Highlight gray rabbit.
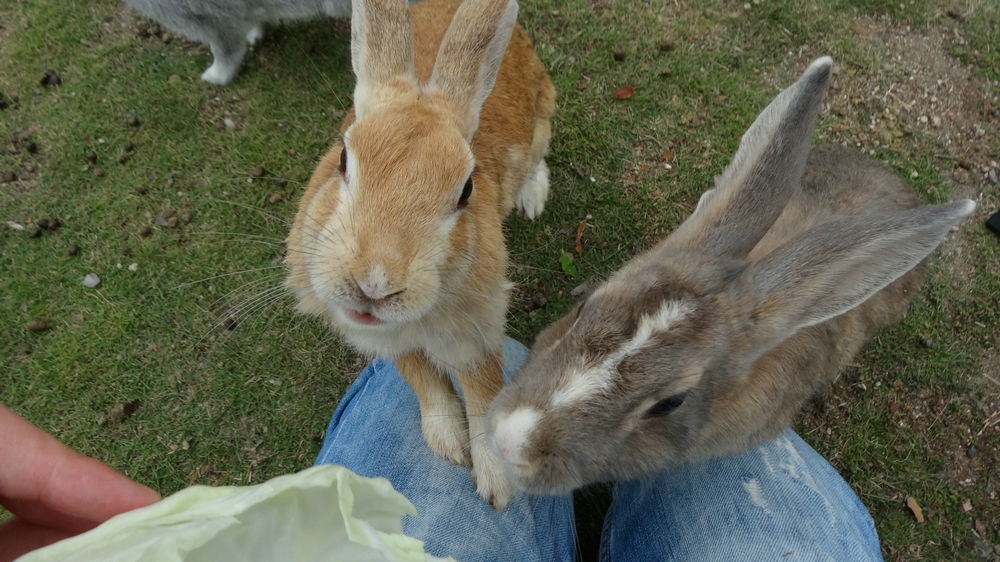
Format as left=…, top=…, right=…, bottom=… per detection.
left=126, top=0, right=412, bottom=85
left=485, top=57, right=976, bottom=495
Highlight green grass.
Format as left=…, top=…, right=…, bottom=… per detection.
left=2, top=0, right=998, bottom=560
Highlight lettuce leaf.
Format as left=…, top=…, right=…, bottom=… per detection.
left=17, top=465, right=454, bottom=562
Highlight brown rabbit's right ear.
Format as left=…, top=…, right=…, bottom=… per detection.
left=741, top=199, right=976, bottom=358
left=665, top=57, right=833, bottom=259
left=351, top=0, right=416, bottom=119
left=427, top=0, right=519, bottom=139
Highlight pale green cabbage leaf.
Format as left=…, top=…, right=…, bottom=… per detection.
left=17, top=464, right=455, bottom=562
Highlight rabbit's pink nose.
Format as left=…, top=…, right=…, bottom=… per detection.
left=352, top=263, right=402, bottom=303
left=492, top=407, right=541, bottom=466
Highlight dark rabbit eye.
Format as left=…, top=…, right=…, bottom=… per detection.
left=457, top=177, right=473, bottom=209
left=646, top=392, right=688, bottom=418
left=338, top=146, right=347, bottom=175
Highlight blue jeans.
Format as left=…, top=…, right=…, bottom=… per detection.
left=315, top=338, right=882, bottom=561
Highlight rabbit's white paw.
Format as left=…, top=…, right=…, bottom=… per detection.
left=421, top=403, right=470, bottom=466
left=515, top=160, right=550, bottom=220
left=246, top=24, right=264, bottom=45
left=201, top=61, right=237, bottom=85
left=470, top=440, right=514, bottom=510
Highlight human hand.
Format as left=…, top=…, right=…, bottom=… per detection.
left=0, top=405, right=161, bottom=561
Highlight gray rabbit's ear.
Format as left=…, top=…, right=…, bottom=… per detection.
left=666, top=57, right=833, bottom=258
left=427, top=0, right=518, bottom=140
left=742, top=200, right=975, bottom=354
left=351, top=0, right=416, bottom=119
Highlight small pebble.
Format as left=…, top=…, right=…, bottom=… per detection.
left=139, top=225, right=153, bottom=238
left=920, top=338, right=933, bottom=348
left=274, top=177, right=288, bottom=187
left=180, top=211, right=191, bottom=224
left=94, top=168, right=105, bottom=177
left=68, top=243, right=80, bottom=256
left=161, top=208, right=176, bottom=219
left=989, top=169, right=998, bottom=184
left=85, top=151, right=97, bottom=163
left=26, top=319, right=50, bottom=332
left=28, top=226, right=42, bottom=238
left=2, top=171, right=16, bottom=183
left=660, top=67, right=673, bottom=77
left=135, top=184, right=148, bottom=195
left=82, top=273, right=101, bottom=288
left=613, top=51, right=626, bottom=62
left=161, top=32, right=171, bottom=43
left=128, top=263, right=138, bottom=271
left=124, top=141, right=134, bottom=152
left=126, top=116, right=140, bottom=128
left=269, top=192, right=284, bottom=204
left=155, top=215, right=178, bottom=228
left=121, top=246, right=132, bottom=256
left=966, top=445, right=977, bottom=459
left=252, top=166, right=266, bottom=178
left=223, top=117, right=236, bottom=130
left=25, top=141, right=37, bottom=153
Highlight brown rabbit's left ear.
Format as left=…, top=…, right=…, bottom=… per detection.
left=428, top=0, right=518, bottom=140
left=741, top=199, right=975, bottom=358
left=665, top=57, right=832, bottom=259
left=351, top=0, right=416, bottom=119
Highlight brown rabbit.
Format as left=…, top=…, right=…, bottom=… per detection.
left=485, top=57, right=975, bottom=495
left=285, top=0, right=555, bottom=509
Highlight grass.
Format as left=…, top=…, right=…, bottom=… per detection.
left=1, top=0, right=998, bottom=560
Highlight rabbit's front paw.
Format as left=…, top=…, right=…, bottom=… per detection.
left=515, top=160, right=550, bottom=220
left=420, top=405, right=470, bottom=466
left=201, top=61, right=237, bottom=86
left=245, top=24, right=263, bottom=45
left=470, top=441, right=514, bottom=510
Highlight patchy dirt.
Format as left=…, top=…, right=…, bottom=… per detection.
left=767, top=14, right=998, bottom=181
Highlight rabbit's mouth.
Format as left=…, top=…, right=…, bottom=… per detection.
left=343, top=307, right=382, bottom=326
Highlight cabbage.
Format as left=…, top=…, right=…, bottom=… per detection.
left=17, top=465, right=454, bottom=562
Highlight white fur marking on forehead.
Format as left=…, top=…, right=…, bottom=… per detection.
left=551, top=300, right=692, bottom=408
left=493, top=407, right=540, bottom=467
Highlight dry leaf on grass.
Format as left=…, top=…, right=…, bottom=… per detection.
left=906, top=496, right=925, bottom=523
left=612, top=86, right=634, bottom=99
left=575, top=219, right=587, bottom=258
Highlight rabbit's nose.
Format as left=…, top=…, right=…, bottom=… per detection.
left=352, top=263, right=403, bottom=303
left=492, top=407, right=541, bottom=466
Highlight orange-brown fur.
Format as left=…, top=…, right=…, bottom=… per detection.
left=285, top=0, right=554, bottom=509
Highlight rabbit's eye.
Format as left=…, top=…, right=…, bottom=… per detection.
left=645, top=392, right=687, bottom=418
left=338, top=147, right=347, bottom=175
left=457, top=177, right=473, bottom=210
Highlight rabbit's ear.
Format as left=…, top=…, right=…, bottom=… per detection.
left=428, top=0, right=518, bottom=139
left=666, top=57, right=833, bottom=258
left=742, top=200, right=975, bottom=353
left=351, top=0, right=416, bottom=119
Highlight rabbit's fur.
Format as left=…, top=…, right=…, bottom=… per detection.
left=485, top=57, right=975, bottom=495
left=125, top=0, right=397, bottom=85
left=285, top=0, right=555, bottom=509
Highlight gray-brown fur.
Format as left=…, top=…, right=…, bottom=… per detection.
left=485, top=57, right=975, bottom=495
